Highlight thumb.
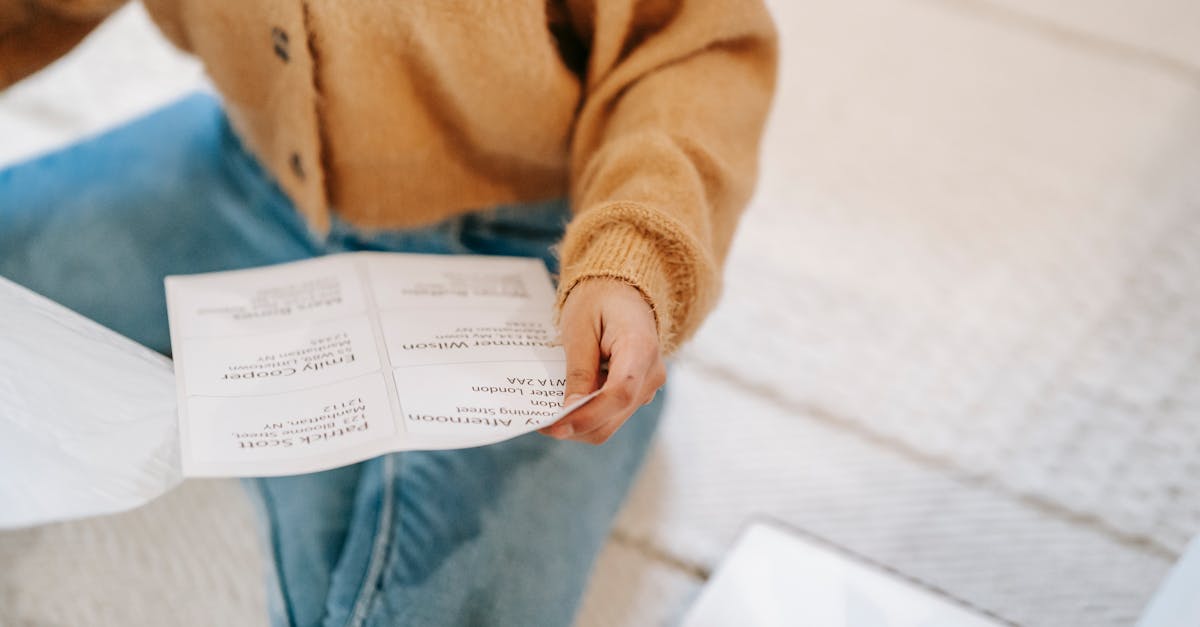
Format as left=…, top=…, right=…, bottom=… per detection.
left=562, top=320, right=601, bottom=405
left=545, top=316, right=601, bottom=437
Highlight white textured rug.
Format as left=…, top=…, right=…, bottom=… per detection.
left=688, top=0, right=1200, bottom=556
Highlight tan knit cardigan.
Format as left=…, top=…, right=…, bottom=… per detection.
left=0, top=0, right=778, bottom=354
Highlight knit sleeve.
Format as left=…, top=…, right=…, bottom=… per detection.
left=0, top=0, right=126, bottom=89
left=554, top=0, right=778, bottom=354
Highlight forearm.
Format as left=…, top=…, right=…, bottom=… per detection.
left=557, top=0, right=779, bottom=355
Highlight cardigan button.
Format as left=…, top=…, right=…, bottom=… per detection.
left=289, top=152, right=305, bottom=180
left=271, top=27, right=289, bottom=62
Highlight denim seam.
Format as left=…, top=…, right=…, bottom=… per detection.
left=345, top=454, right=397, bottom=627
left=254, top=480, right=299, bottom=627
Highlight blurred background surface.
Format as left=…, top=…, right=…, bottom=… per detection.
left=2, top=1, right=1199, bottom=625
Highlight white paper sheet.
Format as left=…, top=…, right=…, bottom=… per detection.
left=166, top=252, right=587, bottom=477
left=0, top=277, right=180, bottom=528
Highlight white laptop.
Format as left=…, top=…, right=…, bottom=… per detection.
left=682, top=522, right=1004, bottom=627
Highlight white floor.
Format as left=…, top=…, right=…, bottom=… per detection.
left=3, top=1, right=1199, bottom=625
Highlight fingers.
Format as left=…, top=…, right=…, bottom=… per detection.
left=562, top=333, right=664, bottom=444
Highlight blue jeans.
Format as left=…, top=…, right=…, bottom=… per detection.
left=0, top=94, right=663, bottom=627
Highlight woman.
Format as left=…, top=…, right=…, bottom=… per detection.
left=0, top=1, right=777, bottom=625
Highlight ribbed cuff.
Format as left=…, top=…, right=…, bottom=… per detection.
left=554, top=202, right=717, bottom=355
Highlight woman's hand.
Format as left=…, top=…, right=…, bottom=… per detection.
left=540, top=277, right=667, bottom=444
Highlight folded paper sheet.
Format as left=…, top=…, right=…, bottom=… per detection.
left=2, top=253, right=587, bottom=527
left=166, top=252, right=582, bottom=477
left=0, top=277, right=180, bottom=529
